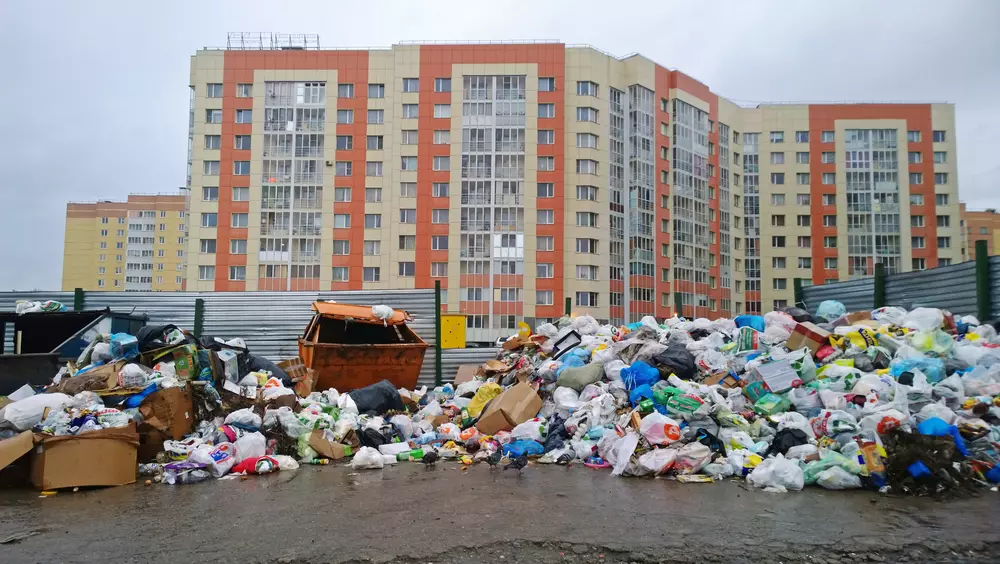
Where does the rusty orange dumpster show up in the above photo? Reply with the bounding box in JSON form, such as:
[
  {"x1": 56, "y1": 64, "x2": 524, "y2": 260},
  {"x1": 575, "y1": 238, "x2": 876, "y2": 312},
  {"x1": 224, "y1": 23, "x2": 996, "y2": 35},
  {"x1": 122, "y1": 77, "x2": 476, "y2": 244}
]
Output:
[{"x1": 298, "y1": 302, "x2": 428, "y2": 392}]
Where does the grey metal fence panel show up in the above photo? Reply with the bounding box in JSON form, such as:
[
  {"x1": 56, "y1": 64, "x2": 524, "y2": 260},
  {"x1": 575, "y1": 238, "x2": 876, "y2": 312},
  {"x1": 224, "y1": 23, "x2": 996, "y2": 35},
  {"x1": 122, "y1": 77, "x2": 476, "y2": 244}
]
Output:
[
  {"x1": 84, "y1": 291, "x2": 199, "y2": 330},
  {"x1": 990, "y1": 257, "x2": 1000, "y2": 319},
  {"x1": 201, "y1": 292, "x2": 320, "y2": 360},
  {"x1": 423, "y1": 348, "x2": 500, "y2": 387},
  {"x1": 884, "y1": 261, "x2": 978, "y2": 316},
  {"x1": 0, "y1": 291, "x2": 75, "y2": 353},
  {"x1": 801, "y1": 278, "x2": 874, "y2": 315}
]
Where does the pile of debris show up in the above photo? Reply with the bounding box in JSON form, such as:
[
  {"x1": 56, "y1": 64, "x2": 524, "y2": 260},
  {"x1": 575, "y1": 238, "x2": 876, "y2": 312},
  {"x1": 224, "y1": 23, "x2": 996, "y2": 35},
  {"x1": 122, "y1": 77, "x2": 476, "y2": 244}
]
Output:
[{"x1": 2, "y1": 299, "x2": 999, "y2": 495}]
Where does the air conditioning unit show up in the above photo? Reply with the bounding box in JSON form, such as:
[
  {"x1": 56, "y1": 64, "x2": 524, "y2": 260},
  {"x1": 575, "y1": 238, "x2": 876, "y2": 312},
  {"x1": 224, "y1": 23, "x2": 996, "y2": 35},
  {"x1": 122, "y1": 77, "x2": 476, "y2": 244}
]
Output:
[{"x1": 325, "y1": 160, "x2": 333, "y2": 167}]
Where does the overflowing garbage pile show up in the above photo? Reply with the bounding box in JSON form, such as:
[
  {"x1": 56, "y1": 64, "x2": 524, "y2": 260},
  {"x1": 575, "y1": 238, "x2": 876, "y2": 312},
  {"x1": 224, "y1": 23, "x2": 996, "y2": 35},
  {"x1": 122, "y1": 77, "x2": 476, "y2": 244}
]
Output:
[{"x1": 2, "y1": 301, "x2": 999, "y2": 495}]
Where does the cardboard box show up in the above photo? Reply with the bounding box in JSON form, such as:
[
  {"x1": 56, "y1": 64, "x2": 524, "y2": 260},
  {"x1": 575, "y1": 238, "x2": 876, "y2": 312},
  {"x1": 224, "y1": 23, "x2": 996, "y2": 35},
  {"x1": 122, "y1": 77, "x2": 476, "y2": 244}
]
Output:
[
  {"x1": 453, "y1": 365, "x2": 479, "y2": 387},
  {"x1": 703, "y1": 371, "x2": 740, "y2": 389},
  {"x1": 342, "y1": 429, "x2": 361, "y2": 449},
  {"x1": 30, "y1": 423, "x2": 139, "y2": 490},
  {"x1": 141, "y1": 344, "x2": 199, "y2": 380},
  {"x1": 293, "y1": 369, "x2": 316, "y2": 398},
  {"x1": 743, "y1": 359, "x2": 800, "y2": 395},
  {"x1": 786, "y1": 322, "x2": 833, "y2": 355},
  {"x1": 308, "y1": 430, "x2": 352, "y2": 460},
  {"x1": 832, "y1": 310, "x2": 873, "y2": 328},
  {"x1": 0, "y1": 431, "x2": 34, "y2": 471},
  {"x1": 428, "y1": 414, "x2": 451, "y2": 428},
  {"x1": 137, "y1": 387, "x2": 194, "y2": 462},
  {"x1": 475, "y1": 382, "x2": 543, "y2": 435}
]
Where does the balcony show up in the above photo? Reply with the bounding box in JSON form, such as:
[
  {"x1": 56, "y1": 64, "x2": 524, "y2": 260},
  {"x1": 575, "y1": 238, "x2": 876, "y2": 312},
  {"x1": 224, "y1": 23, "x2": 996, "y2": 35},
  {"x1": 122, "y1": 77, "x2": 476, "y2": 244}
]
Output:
[
  {"x1": 264, "y1": 120, "x2": 293, "y2": 132},
  {"x1": 295, "y1": 121, "x2": 324, "y2": 133},
  {"x1": 460, "y1": 220, "x2": 491, "y2": 232},
  {"x1": 263, "y1": 148, "x2": 293, "y2": 158},
  {"x1": 294, "y1": 172, "x2": 323, "y2": 184},
  {"x1": 293, "y1": 225, "x2": 321, "y2": 236},
  {"x1": 460, "y1": 247, "x2": 490, "y2": 259},
  {"x1": 461, "y1": 194, "x2": 491, "y2": 205},
  {"x1": 293, "y1": 197, "x2": 321, "y2": 210},
  {"x1": 262, "y1": 198, "x2": 291, "y2": 210},
  {"x1": 292, "y1": 252, "x2": 320, "y2": 263},
  {"x1": 262, "y1": 173, "x2": 292, "y2": 185},
  {"x1": 295, "y1": 147, "x2": 323, "y2": 157},
  {"x1": 260, "y1": 224, "x2": 290, "y2": 237}
]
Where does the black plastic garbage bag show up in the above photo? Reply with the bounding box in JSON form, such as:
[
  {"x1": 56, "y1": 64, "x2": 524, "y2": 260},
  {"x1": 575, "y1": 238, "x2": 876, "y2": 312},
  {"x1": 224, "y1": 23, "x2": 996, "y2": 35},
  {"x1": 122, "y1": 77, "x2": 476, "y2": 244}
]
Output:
[
  {"x1": 136, "y1": 324, "x2": 192, "y2": 352},
  {"x1": 850, "y1": 353, "x2": 875, "y2": 373},
  {"x1": 247, "y1": 354, "x2": 292, "y2": 387},
  {"x1": 543, "y1": 415, "x2": 568, "y2": 453},
  {"x1": 943, "y1": 358, "x2": 970, "y2": 376},
  {"x1": 652, "y1": 343, "x2": 696, "y2": 380},
  {"x1": 695, "y1": 428, "x2": 727, "y2": 458},
  {"x1": 689, "y1": 329, "x2": 712, "y2": 341},
  {"x1": 357, "y1": 427, "x2": 392, "y2": 448},
  {"x1": 780, "y1": 307, "x2": 814, "y2": 323},
  {"x1": 765, "y1": 428, "x2": 809, "y2": 457},
  {"x1": 348, "y1": 379, "x2": 405, "y2": 415}
]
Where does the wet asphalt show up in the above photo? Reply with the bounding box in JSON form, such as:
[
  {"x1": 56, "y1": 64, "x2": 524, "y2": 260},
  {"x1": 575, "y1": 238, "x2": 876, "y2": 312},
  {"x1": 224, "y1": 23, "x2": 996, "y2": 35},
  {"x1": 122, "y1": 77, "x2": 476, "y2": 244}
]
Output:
[{"x1": 0, "y1": 463, "x2": 998, "y2": 563}]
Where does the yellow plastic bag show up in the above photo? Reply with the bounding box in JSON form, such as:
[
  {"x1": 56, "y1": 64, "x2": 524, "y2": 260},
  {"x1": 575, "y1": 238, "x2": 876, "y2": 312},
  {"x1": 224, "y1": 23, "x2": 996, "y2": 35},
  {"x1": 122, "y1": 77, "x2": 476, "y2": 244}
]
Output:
[
  {"x1": 517, "y1": 321, "x2": 531, "y2": 339},
  {"x1": 591, "y1": 343, "x2": 608, "y2": 360},
  {"x1": 467, "y1": 383, "x2": 503, "y2": 418},
  {"x1": 846, "y1": 328, "x2": 877, "y2": 350}
]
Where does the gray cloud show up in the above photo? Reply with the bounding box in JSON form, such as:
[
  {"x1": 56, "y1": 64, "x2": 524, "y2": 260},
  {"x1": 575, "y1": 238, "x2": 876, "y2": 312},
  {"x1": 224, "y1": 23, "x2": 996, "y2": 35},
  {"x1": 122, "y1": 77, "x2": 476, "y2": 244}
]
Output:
[{"x1": 0, "y1": 0, "x2": 996, "y2": 289}]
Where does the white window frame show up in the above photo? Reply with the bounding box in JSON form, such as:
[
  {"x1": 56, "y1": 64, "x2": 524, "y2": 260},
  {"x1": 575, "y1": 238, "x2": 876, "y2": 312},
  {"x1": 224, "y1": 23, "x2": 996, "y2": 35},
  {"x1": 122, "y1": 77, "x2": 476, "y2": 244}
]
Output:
[
  {"x1": 433, "y1": 104, "x2": 451, "y2": 118},
  {"x1": 402, "y1": 104, "x2": 419, "y2": 119}
]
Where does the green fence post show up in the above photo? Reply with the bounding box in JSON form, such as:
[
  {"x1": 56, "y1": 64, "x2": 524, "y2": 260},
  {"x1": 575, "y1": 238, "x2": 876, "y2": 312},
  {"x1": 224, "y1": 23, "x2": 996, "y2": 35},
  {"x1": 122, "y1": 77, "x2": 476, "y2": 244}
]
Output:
[
  {"x1": 564, "y1": 297, "x2": 572, "y2": 316},
  {"x1": 975, "y1": 239, "x2": 991, "y2": 321},
  {"x1": 674, "y1": 292, "x2": 683, "y2": 319},
  {"x1": 873, "y1": 262, "x2": 886, "y2": 309},
  {"x1": 793, "y1": 278, "x2": 804, "y2": 308},
  {"x1": 434, "y1": 280, "x2": 443, "y2": 387},
  {"x1": 193, "y1": 298, "x2": 205, "y2": 338},
  {"x1": 73, "y1": 288, "x2": 84, "y2": 312}
]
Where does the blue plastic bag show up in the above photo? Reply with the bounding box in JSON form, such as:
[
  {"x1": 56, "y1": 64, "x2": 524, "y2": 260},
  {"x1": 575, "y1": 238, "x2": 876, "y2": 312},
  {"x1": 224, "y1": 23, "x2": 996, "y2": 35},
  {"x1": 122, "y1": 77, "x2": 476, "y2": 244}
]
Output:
[
  {"x1": 122, "y1": 382, "x2": 158, "y2": 409},
  {"x1": 734, "y1": 315, "x2": 765, "y2": 332},
  {"x1": 502, "y1": 440, "x2": 544, "y2": 458},
  {"x1": 629, "y1": 384, "x2": 654, "y2": 406},
  {"x1": 816, "y1": 300, "x2": 847, "y2": 321},
  {"x1": 889, "y1": 357, "x2": 945, "y2": 384},
  {"x1": 110, "y1": 333, "x2": 139, "y2": 359},
  {"x1": 554, "y1": 355, "x2": 585, "y2": 378},
  {"x1": 917, "y1": 417, "x2": 968, "y2": 456},
  {"x1": 620, "y1": 360, "x2": 660, "y2": 391}
]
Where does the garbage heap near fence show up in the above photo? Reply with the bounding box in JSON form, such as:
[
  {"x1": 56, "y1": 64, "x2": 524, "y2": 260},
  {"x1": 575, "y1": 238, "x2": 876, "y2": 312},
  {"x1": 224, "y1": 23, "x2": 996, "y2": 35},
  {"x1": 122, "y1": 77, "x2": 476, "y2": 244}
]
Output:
[{"x1": 1, "y1": 298, "x2": 999, "y2": 494}]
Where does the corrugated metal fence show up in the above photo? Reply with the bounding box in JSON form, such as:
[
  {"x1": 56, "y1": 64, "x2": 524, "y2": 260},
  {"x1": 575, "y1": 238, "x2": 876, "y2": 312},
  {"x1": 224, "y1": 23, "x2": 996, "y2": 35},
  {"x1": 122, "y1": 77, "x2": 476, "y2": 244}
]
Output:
[
  {"x1": 802, "y1": 258, "x2": 998, "y2": 319},
  {"x1": 1, "y1": 289, "x2": 497, "y2": 387}
]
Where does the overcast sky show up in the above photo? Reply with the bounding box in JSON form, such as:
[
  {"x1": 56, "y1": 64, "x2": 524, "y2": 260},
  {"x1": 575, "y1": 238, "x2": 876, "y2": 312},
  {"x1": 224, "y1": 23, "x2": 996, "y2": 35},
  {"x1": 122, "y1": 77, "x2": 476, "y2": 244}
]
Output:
[{"x1": 0, "y1": 0, "x2": 997, "y2": 290}]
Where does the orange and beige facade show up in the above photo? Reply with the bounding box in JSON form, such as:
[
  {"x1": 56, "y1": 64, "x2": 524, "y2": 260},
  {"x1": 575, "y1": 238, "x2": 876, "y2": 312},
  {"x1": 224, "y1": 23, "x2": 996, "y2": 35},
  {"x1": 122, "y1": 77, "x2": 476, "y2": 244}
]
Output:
[
  {"x1": 63, "y1": 194, "x2": 188, "y2": 291},
  {"x1": 962, "y1": 204, "x2": 1000, "y2": 260},
  {"x1": 185, "y1": 39, "x2": 961, "y2": 341}
]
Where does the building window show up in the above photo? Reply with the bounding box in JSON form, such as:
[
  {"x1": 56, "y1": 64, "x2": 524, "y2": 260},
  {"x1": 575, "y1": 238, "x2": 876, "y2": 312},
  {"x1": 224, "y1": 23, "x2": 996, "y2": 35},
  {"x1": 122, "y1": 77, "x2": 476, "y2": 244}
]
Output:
[
  {"x1": 228, "y1": 266, "x2": 246, "y2": 281},
  {"x1": 537, "y1": 263, "x2": 554, "y2": 278},
  {"x1": 233, "y1": 161, "x2": 250, "y2": 175},
  {"x1": 798, "y1": 257, "x2": 812, "y2": 269},
  {"x1": 538, "y1": 130, "x2": 555, "y2": 144},
  {"x1": 576, "y1": 238, "x2": 598, "y2": 253},
  {"x1": 934, "y1": 172, "x2": 948, "y2": 185},
  {"x1": 402, "y1": 104, "x2": 419, "y2": 119},
  {"x1": 536, "y1": 290, "x2": 554, "y2": 306},
  {"x1": 824, "y1": 257, "x2": 838, "y2": 270},
  {"x1": 432, "y1": 183, "x2": 449, "y2": 198},
  {"x1": 198, "y1": 265, "x2": 215, "y2": 281},
  {"x1": 936, "y1": 215, "x2": 950, "y2": 227},
  {"x1": 824, "y1": 236, "x2": 837, "y2": 248},
  {"x1": 232, "y1": 187, "x2": 249, "y2": 201},
  {"x1": 206, "y1": 83, "x2": 225, "y2": 98},
  {"x1": 822, "y1": 172, "x2": 835, "y2": 185},
  {"x1": 431, "y1": 262, "x2": 448, "y2": 277},
  {"x1": 909, "y1": 236, "x2": 925, "y2": 249},
  {"x1": 235, "y1": 109, "x2": 252, "y2": 124},
  {"x1": 795, "y1": 173, "x2": 810, "y2": 186},
  {"x1": 365, "y1": 135, "x2": 384, "y2": 151},
  {"x1": 363, "y1": 240, "x2": 381, "y2": 256},
  {"x1": 363, "y1": 187, "x2": 382, "y2": 203},
  {"x1": 770, "y1": 131, "x2": 784, "y2": 143},
  {"x1": 537, "y1": 209, "x2": 554, "y2": 224},
  {"x1": 230, "y1": 239, "x2": 247, "y2": 254},
  {"x1": 796, "y1": 193, "x2": 811, "y2": 206},
  {"x1": 333, "y1": 187, "x2": 351, "y2": 202},
  {"x1": 401, "y1": 130, "x2": 418, "y2": 144},
  {"x1": 433, "y1": 130, "x2": 450, "y2": 145},
  {"x1": 365, "y1": 161, "x2": 384, "y2": 176},
  {"x1": 935, "y1": 194, "x2": 949, "y2": 206},
  {"x1": 204, "y1": 135, "x2": 221, "y2": 150},
  {"x1": 940, "y1": 258, "x2": 952, "y2": 266},
  {"x1": 823, "y1": 215, "x2": 836, "y2": 227},
  {"x1": 333, "y1": 214, "x2": 351, "y2": 229},
  {"x1": 368, "y1": 83, "x2": 385, "y2": 98},
  {"x1": 932, "y1": 130, "x2": 946, "y2": 143},
  {"x1": 773, "y1": 278, "x2": 787, "y2": 290},
  {"x1": 576, "y1": 81, "x2": 598, "y2": 97},
  {"x1": 771, "y1": 152, "x2": 785, "y2": 165},
  {"x1": 912, "y1": 258, "x2": 926, "y2": 270},
  {"x1": 576, "y1": 107, "x2": 598, "y2": 122},
  {"x1": 576, "y1": 265, "x2": 598, "y2": 280},
  {"x1": 576, "y1": 212, "x2": 598, "y2": 227},
  {"x1": 907, "y1": 130, "x2": 921, "y2": 143},
  {"x1": 909, "y1": 172, "x2": 923, "y2": 185},
  {"x1": 333, "y1": 135, "x2": 353, "y2": 151},
  {"x1": 433, "y1": 156, "x2": 450, "y2": 171},
  {"x1": 402, "y1": 78, "x2": 419, "y2": 92},
  {"x1": 771, "y1": 215, "x2": 785, "y2": 227},
  {"x1": 795, "y1": 131, "x2": 809, "y2": 143},
  {"x1": 336, "y1": 109, "x2": 354, "y2": 124},
  {"x1": 576, "y1": 159, "x2": 598, "y2": 175},
  {"x1": 363, "y1": 267, "x2": 380, "y2": 282},
  {"x1": 538, "y1": 103, "x2": 555, "y2": 118},
  {"x1": 795, "y1": 151, "x2": 810, "y2": 164},
  {"x1": 539, "y1": 77, "x2": 556, "y2": 92},
  {"x1": 821, "y1": 151, "x2": 835, "y2": 164},
  {"x1": 367, "y1": 109, "x2": 385, "y2": 124},
  {"x1": 576, "y1": 292, "x2": 598, "y2": 307},
  {"x1": 538, "y1": 156, "x2": 555, "y2": 171},
  {"x1": 771, "y1": 173, "x2": 785, "y2": 185},
  {"x1": 231, "y1": 213, "x2": 248, "y2": 228},
  {"x1": 797, "y1": 215, "x2": 811, "y2": 227},
  {"x1": 912, "y1": 215, "x2": 925, "y2": 227},
  {"x1": 205, "y1": 109, "x2": 222, "y2": 124},
  {"x1": 400, "y1": 209, "x2": 416, "y2": 224},
  {"x1": 398, "y1": 235, "x2": 415, "y2": 250},
  {"x1": 331, "y1": 267, "x2": 349, "y2": 282},
  {"x1": 821, "y1": 131, "x2": 834, "y2": 143},
  {"x1": 236, "y1": 83, "x2": 252, "y2": 98},
  {"x1": 434, "y1": 104, "x2": 451, "y2": 118},
  {"x1": 772, "y1": 236, "x2": 786, "y2": 248},
  {"x1": 432, "y1": 78, "x2": 452, "y2": 93},
  {"x1": 337, "y1": 83, "x2": 354, "y2": 98},
  {"x1": 201, "y1": 213, "x2": 217, "y2": 227},
  {"x1": 431, "y1": 235, "x2": 448, "y2": 250},
  {"x1": 537, "y1": 236, "x2": 554, "y2": 251},
  {"x1": 203, "y1": 161, "x2": 220, "y2": 175},
  {"x1": 400, "y1": 182, "x2": 417, "y2": 197},
  {"x1": 773, "y1": 257, "x2": 786, "y2": 269},
  {"x1": 908, "y1": 151, "x2": 922, "y2": 164},
  {"x1": 577, "y1": 133, "x2": 598, "y2": 148},
  {"x1": 934, "y1": 151, "x2": 947, "y2": 164},
  {"x1": 234, "y1": 135, "x2": 251, "y2": 150},
  {"x1": 576, "y1": 185, "x2": 598, "y2": 201},
  {"x1": 335, "y1": 161, "x2": 352, "y2": 176},
  {"x1": 910, "y1": 194, "x2": 924, "y2": 205},
  {"x1": 771, "y1": 193, "x2": 785, "y2": 206},
  {"x1": 432, "y1": 209, "x2": 449, "y2": 224},
  {"x1": 398, "y1": 262, "x2": 415, "y2": 277}
]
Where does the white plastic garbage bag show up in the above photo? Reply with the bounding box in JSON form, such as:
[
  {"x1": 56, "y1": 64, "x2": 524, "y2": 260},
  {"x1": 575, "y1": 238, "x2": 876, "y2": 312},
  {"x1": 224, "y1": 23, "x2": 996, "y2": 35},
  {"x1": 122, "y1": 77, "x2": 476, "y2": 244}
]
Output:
[
  {"x1": 636, "y1": 448, "x2": 678, "y2": 476},
  {"x1": 611, "y1": 432, "x2": 639, "y2": 476},
  {"x1": 816, "y1": 466, "x2": 862, "y2": 490},
  {"x1": 748, "y1": 454, "x2": 804, "y2": 492},
  {"x1": 571, "y1": 315, "x2": 600, "y2": 336},
  {"x1": 0, "y1": 393, "x2": 73, "y2": 431},
  {"x1": 351, "y1": 446, "x2": 385, "y2": 469},
  {"x1": 234, "y1": 432, "x2": 266, "y2": 463},
  {"x1": 536, "y1": 323, "x2": 559, "y2": 338},
  {"x1": 816, "y1": 300, "x2": 846, "y2": 320},
  {"x1": 673, "y1": 442, "x2": 713, "y2": 474},
  {"x1": 225, "y1": 408, "x2": 262, "y2": 429},
  {"x1": 188, "y1": 443, "x2": 236, "y2": 477},
  {"x1": 872, "y1": 306, "x2": 908, "y2": 325},
  {"x1": 902, "y1": 307, "x2": 944, "y2": 332},
  {"x1": 639, "y1": 412, "x2": 682, "y2": 445}
]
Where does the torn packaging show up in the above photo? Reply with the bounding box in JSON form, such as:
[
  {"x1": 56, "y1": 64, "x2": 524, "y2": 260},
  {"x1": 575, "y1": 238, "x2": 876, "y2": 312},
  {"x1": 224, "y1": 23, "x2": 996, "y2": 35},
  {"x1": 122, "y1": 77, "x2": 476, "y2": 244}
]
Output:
[
  {"x1": 786, "y1": 322, "x2": 832, "y2": 355},
  {"x1": 137, "y1": 387, "x2": 194, "y2": 462},
  {"x1": 475, "y1": 382, "x2": 543, "y2": 435},
  {"x1": 308, "y1": 430, "x2": 352, "y2": 460},
  {"x1": 0, "y1": 424, "x2": 139, "y2": 490}
]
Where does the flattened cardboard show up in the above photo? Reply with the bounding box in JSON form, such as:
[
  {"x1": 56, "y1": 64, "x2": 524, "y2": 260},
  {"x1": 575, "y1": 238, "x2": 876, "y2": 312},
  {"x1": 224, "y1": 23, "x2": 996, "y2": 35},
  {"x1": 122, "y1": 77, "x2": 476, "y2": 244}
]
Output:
[
  {"x1": 293, "y1": 368, "x2": 316, "y2": 398},
  {"x1": 0, "y1": 431, "x2": 33, "y2": 470},
  {"x1": 786, "y1": 322, "x2": 833, "y2": 355},
  {"x1": 475, "y1": 382, "x2": 542, "y2": 435},
  {"x1": 308, "y1": 430, "x2": 352, "y2": 460},
  {"x1": 137, "y1": 387, "x2": 194, "y2": 462},
  {"x1": 31, "y1": 423, "x2": 138, "y2": 490},
  {"x1": 453, "y1": 365, "x2": 479, "y2": 387},
  {"x1": 703, "y1": 371, "x2": 740, "y2": 389}
]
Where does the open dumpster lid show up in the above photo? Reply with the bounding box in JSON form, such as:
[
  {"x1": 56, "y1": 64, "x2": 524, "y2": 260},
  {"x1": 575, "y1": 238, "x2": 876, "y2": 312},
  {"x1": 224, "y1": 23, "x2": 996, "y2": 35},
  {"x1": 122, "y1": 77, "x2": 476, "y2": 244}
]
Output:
[{"x1": 310, "y1": 302, "x2": 411, "y2": 325}]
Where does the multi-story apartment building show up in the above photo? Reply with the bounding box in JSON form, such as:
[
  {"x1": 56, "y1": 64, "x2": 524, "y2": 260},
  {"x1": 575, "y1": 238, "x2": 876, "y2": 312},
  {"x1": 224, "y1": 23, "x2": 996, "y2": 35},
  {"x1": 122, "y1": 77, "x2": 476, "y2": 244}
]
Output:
[
  {"x1": 961, "y1": 204, "x2": 1000, "y2": 260},
  {"x1": 62, "y1": 194, "x2": 187, "y2": 291},
  {"x1": 185, "y1": 36, "x2": 961, "y2": 341}
]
